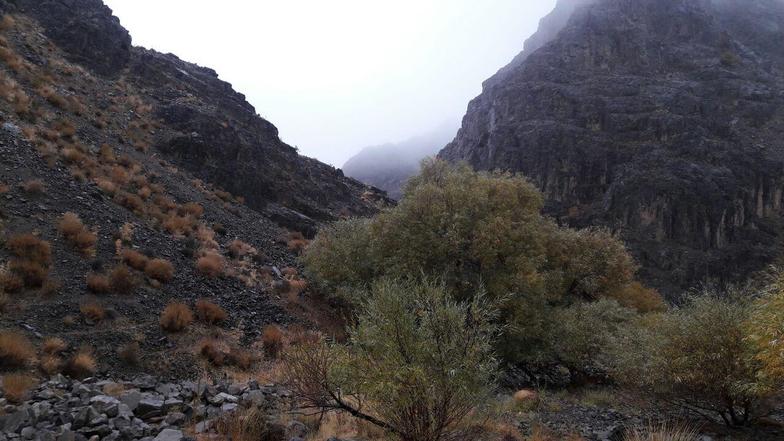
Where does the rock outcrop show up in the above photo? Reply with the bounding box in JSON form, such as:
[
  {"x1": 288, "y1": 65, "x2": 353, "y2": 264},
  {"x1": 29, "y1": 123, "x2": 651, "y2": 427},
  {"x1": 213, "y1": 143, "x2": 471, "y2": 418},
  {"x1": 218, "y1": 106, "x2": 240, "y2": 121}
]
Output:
[{"x1": 440, "y1": 0, "x2": 784, "y2": 294}]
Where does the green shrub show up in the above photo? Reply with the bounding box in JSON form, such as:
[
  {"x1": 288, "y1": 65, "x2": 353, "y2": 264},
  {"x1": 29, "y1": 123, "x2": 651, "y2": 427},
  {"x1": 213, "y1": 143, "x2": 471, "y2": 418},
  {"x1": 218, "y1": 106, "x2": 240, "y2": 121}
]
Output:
[
  {"x1": 610, "y1": 293, "x2": 772, "y2": 426},
  {"x1": 304, "y1": 159, "x2": 654, "y2": 365},
  {"x1": 284, "y1": 278, "x2": 497, "y2": 441}
]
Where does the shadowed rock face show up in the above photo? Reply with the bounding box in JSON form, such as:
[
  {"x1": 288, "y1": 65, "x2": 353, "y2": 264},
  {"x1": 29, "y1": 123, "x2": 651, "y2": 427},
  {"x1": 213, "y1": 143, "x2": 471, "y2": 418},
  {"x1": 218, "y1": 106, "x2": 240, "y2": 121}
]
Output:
[
  {"x1": 0, "y1": 0, "x2": 389, "y2": 236},
  {"x1": 440, "y1": 0, "x2": 784, "y2": 294}
]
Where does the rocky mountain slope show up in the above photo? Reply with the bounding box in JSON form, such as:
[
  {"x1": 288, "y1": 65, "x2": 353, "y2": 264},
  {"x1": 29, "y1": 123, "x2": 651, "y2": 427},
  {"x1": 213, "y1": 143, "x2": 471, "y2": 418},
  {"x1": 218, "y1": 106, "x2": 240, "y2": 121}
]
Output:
[
  {"x1": 0, "y1": 0, "x2": 385, "y2": 383},
  {"x1": 342, "y1": 122, "x2": 458, "y2": 199},
  {"x1": 440, "y1": 0, "x2": 784, "y2": 294}
]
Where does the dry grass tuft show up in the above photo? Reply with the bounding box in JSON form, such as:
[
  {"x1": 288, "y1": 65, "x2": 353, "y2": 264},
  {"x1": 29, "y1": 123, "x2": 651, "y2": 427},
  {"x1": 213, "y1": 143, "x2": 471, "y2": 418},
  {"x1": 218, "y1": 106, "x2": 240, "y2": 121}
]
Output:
[
  {"x1": 144, "y1": 258, "x2": 174, "y2": 283},
  {"x1": 228, "y1": 240, "x2": 257, "y2": 259},
  {"x1": 7, "y1": 234, "x2": 51, "y2": 264},
  {"x1": 41, "y1": 337, "x2": 67, "y2": 355},
  {"x1": 109, "y1": 265, "x2": 136, "y2": 294},
  {"x1": 195, "y1": 299, "x2": 227, "y2": 325},
  {"x1": 160, "y1": 302, "x2": 193, "y2": 332},
  {"x1": 163, "y1": 214, "x2": 195, "y2": 236},
  {"x1": 121, "y1": 249, "x2": 148, "y2": 271},
  {"x1": 623, "y1": 424, "x2": 699, "y2": 441},
  {"x1": 118, "y1": 342, "x2": 140, "y2": 366},
  {"x1": 86, "y1": 273, "x2": 110, "y2": 294},
  {"x1": 261, "y1": 325, "x2": 284, "y2": 359},
  {"x1": 196, "y1": 252, "x2": 225, "y2": 278},
  {"x1": 286, "y1": 231, "x2": 310, "y2": 254},
  {"x1": 181, "y1": 202, "x2": 204, "y2": 218},
  {"x1": 198, "y1": 339, "x2": 225, "y2": 367},
  {"x1": 8, "y1": 260, "x2": 47, "y2": 288},
  {"x1": 40, "y1": 355, "x2": 62, "y2": 376},
  {"x1": 80, "y1": 301, "x2": 106, "y2": 323},
  {"x1": 63, "y1": 349, "x2": 96, "y2": 379},
  {"x1": 20, "y1": 179, "x2": 44, "y2": 194},
  {"x1": 0, "y1": 331, "x2": 35, "y2": 369},
  {"x1": 214, "y1": 402, "x2": 284, "y2": 441},
  {"x1": 58, "y1": 212, "x2": 96, "y2": 255},
  {"x1": 1, "y1": 373, "x2": 36, "y2": 404}
]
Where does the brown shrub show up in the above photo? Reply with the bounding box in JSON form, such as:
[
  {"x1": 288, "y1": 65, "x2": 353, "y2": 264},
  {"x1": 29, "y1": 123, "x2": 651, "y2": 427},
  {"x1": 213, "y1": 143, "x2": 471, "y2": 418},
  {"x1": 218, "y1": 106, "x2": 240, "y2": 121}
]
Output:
[
  {"x1": 20, "y1": 179, "x2": 44, "y2": 194},
  {"x1": 198, "y1": 339, "x2": 225, "y2": 366},
  {"x1": 0, "y1": 331, "x2": 35, "y2": 369},
  {"x1": 41, "y1": 337, "x2": 67, "y2": 355},
  {"x1": 109, "y1": 166, "x2": 129, "y2": 186},
  {"x1": 40, "y1": 279, "x2": 61, "y2": 297},
  {"x1": 58, "y1": 212, "x2": 96, "y2": 255},
  {"x1": 226, "y1": 348, "x2": 254, "y2": 371},
  {"x1": 181, "y1": 202, "x2": 204, "y2": 218},
  {"x1": 114, "y1": 192, "x2": 145, "y2": 213},
  {"x1": 117, "y1": 342, "x2": 140, "y2": 366},
  {"x1": 95, "y1": 178, "x2": 116, "y2": 195},
  {"x1": 86, "y1": 273, "x2": 110, "y2": 294},
  {"x1": 281, "y1": 267, "x2": 298, "y2": 279},
  {"x1": 228, "y1": 240, "x2": 257, "y2": 259},
  {"x1": 160, "y1": 302, "x2": 193, "y2": 332},
  {"x1": 109, "y1": 265, "x2": 136, "y2": 295},
  {"x1": 144, "y1": 258, "x2": 174, "y2": 283},
  {"x1": 0, "y1": 15, "x2": 16, "y2": 32},
  {"x1": 1, "y1": 272, "x2": 23, "y2": 293},
  {"x1": 63, "y1": 350, "x2": 96, "y2": 379},
  {"x1": 38, "y1": 86, "x2": 68, "y2": 109},
  {"x1": 214, "y1": 406, "x2": 284, "y2": 441},
  {"x1": 195, "y1": 299, "x2": 227, "y2": 325},
  {"x1": 9, "y1": 260, "x2": 47, "y2": 288},
  {"x1": 7, "y1": 234, "x2": 51, "y2": 265},
  {"x1": 0, "y1": 182, "x2": 8, "y2": 193},
  {"x1": 1, "y1": 373, "x2": 36, "y2": 404},
  {"x1": 80, "y1": 301, "x2": 105, "y2": 322},
  {"x1": 261, "y1": 325, "x2": 284, "y2": 359},
  {"x1": 196, "y1": 252, "x2": 225, "y2": 278},
  {"x1": 40, "y1": 355, "x2": 61, "y2": 376},
  {"x1": 163, "y1": 214, "x2": 195, "y2": 236},
  {"x1": 121, "y1": 249, "x2": 148, "y2": 271}
]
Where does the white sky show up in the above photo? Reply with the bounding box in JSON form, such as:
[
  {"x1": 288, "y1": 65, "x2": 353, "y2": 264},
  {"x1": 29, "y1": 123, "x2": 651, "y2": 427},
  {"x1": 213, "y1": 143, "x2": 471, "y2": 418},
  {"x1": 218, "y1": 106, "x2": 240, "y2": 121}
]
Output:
[{"x1": 103, "y1": 0, "x2": 556, "y2": 166}]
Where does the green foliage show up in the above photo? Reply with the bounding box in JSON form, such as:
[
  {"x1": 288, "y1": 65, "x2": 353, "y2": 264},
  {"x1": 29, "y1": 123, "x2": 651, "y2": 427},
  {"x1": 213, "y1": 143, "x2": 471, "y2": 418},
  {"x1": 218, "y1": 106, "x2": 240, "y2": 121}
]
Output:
[
  {"x1": 284, "y1": 278, "x2": 498, "y2": 441},
  {"x1": 747, "y1": 271, "x2": 784, "y2": 388},
  {"x1": 304, "y1": 159, "x2": 654, "y2": 366},
  {"x1": 609, "y1": 292, "x2": 773, "y2": 426}
]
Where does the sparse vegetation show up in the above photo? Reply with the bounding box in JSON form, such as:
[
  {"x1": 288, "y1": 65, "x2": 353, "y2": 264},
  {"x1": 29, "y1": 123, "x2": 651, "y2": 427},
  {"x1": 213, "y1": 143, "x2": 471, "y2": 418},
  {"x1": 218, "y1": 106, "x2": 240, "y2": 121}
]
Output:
[
  {"x1": 0, "y1": 331, "x2": 35, "y2": 369},
  {"x1": 623, "y1": 424, "x2": 698, "y2": 441},
  {"x1": 160, "y1": 302, "x2": 193, "y2": 332},
  {"x1": 196, "y1": 252, "x2": 225, "y2": 277},
  {"x1": 80, "y1": 301, "x2": 106, "y2": 323},
  {"x1": 121, "y1": 249, "x2": 148, "y2": 270},
  {"x1": 261, "y1": 325, "x2": 284, "y2": 359},
  {"x1": 144, "y1": 258, "x2": 174, "y2": 283},
  {"x1": 284, "y1": 278, "x2": 497, "y2": 441},
  {"x1": 41, "y1": 337, "x2": 67, "y2": 355},
  {"x1": 86, "y1": 273, "x2": 110, "y2": 294},
  {"x1": 118, "y1": 342, "x2": 140, "y2": 366},
  {"x1": 195, "y1": 299, "x2": 227, "y2": 325},
  {"x1": 6, "y1": 233, "x2": 51, "y2": 289},
  {"x1": 108, "y1": 265, "x2": 136, "y2": 294},
  {"x1": 64, "y1": 349, "x2": 96, "y2": 379},
  {"x1": 58, "y1": 212, "x2": 97, "y2": 255},
  {"x1": 1, "y1": 373, "x2": 36, "y2": 404}
]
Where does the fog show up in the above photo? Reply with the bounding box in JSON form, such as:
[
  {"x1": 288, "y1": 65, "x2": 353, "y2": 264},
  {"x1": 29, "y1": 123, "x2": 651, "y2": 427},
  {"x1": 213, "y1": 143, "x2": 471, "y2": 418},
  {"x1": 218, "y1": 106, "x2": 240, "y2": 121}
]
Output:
[{"x1": 103, "y1": 0, "x2": 556, "y2": 166}]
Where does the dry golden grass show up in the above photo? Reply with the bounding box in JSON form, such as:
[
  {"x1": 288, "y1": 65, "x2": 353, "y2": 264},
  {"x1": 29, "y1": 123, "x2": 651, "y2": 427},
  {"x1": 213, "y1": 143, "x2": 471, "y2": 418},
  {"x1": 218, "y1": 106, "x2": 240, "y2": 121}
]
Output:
[
  {"x1": 95, "y1": 178, "x2": 117, "y2": 195},
  {"x1": 144, "y1": 258, "x2": 174, "y2": 283},
  {"x1": 1, "y1": 270, "x2": 23, "y2": 293},
  {"x1": 226, "y1": 348, "x2": 255, "y2": 371},
  {"x1": 0, "y1": 331, "x2": 35, "y2": 369},
  {"x1": 2, "y1": 373, "x2": 36, "y2": 404},
  {"x1": 228, "y1": 240, "x2": 257, "y2": 259},
  {"x1": 20, "y1": 179, "x2": 44, "y2": 194},
  {"x1": 109, "y1": 265, "x2": 136, "y2": 294},
  {"x1": 41, "y1": 337, "x2": 67, "y2": 355},
  {"x1": 58, "y1": 212, "x2": 96, "y2": 255},
  {"x1": 623, "y1": 424, "x2": 699, "y2": 441},
  {"x1": 261, "y1": 325, "x2": 284, "y2": 359},
  {"x1": 181, "y1": 202, "x2": 204, "y2": 218},
  {"x1": 86, "y1": 273, "x2": 110, "y2": 294},
  {"x1": 117, "y1": 342, "x2": 140, "y2": 366},
  {"x1": 196, "y1": 252, "x2": 225, "y2": 278},
  {"x1": 163, "y1": 214, "x2": 195, "y2": 236},
  {"x1": 7, "y1": 234, "x2": 51, "y2": 264},
  {"x1": 114, "y1": 191, "x2": 145, "y2": 213},
  {"x1": 80, "y1": 301, "x2": 106, "y2": 323},
  {"x1": 121, "y1": 249, "x2": 149, "y2": 271},
  {"x1": 64, "y1": 350, "x2": 96, "y2": 379},
  {"x1": 214, "y1": 405, "x2": 284, "y2": 441},
  {"x1": 39, "y1": 279, "x2": 61, "y2": 297},
  {"x1": 40, "y1": 355, "x2": 62, "y2": 376},
  {"x1": 195, "y1": 299, "x2": 227, "y2": 325},
  {"x1": 8, "y1": 260, "x2": 47, "y2": 289},
  {"x1": 38, "y1": 85, "x2": 68, "y2": 109},
  {"x1": 0, "y1": 14, "x2": 17, "y2": 32},
  {"x1": 160, "y1": 302, "x2": 193, "y2": 332},
  {"x1": 198, "y1": 339, "x2": 226, "y2": 367}
]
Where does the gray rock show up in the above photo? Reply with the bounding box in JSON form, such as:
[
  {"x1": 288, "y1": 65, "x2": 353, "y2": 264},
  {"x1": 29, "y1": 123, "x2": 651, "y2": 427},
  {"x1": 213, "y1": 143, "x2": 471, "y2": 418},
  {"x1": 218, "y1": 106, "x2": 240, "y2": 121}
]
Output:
[
  {"x1": 164, "y1": 412, "x2": 186, "y2": 426},
  {"x1": 19, "y1": 427, "x2": 35, "y2": 440},
  {"x1": 220, "y1": 403, "x2": 237, "y2": 413},
  {"x1": 242, "y1": 390, "x2": 266, "y2": 407},
  {"x1": 208, "y1": 393, "x2": 237, "y2": 405},
  {"x1": 153, "y1": 429, "x2": 184, "y2": 441},
  {"x1": 135, "y1": 397, "x2": 164, "y2": 419},
  {"x1": 287, "y1": 420, "x2": 308, "y2": 438},
  {"x1": 119, "y1": 390, "x2": 141, "y2": 411},
  {"x1": 88, "y1": 396, "x2": 119, "y2": 416}
]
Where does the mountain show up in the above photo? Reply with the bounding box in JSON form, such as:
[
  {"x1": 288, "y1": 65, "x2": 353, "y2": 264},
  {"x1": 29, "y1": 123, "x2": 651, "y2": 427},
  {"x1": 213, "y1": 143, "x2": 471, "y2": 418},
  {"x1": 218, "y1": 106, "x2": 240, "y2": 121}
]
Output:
[
  {"x1": 440, "y1": 0, "x2": 784, "y2": 294},
  {"x1": 342, "y1": 121, "x2": 459, "y2": 199},
  {"x1": 0, "y1": 0, "x2": 387, "y2": 380}
]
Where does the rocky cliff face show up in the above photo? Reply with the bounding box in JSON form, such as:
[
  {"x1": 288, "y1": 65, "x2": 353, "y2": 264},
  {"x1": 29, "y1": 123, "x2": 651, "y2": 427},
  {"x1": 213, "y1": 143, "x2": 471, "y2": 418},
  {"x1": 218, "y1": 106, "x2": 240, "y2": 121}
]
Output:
[
  {"x1": 5, "y1": 0, "x2": 388, "y2": 236},
  {"x1": 440, "y1": 0, "x2": 784, "y2": 294}
]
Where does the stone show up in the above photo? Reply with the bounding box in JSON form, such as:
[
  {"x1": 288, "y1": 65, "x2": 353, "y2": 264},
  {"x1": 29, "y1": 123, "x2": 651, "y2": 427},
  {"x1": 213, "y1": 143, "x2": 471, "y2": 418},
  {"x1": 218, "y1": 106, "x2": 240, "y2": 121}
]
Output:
[
  {"x1": 19, "y1": 427, "x2": 35, "y2": 440},
  {"x1": 164, "y1": 412, "x2": 186, "y2": 426},
  {"x1": 119, "y1": 390, "x2": 142, "y2": 411},
  {"x1": 286, "y1": 420, "x2": 308, "y2": 438},
  {"x1": 220, "y1": 403, "x2": 237, "y2": 413},
  {"x1": 135, "y1": 397, "x2": 164, "y2": 419},
  {"x1": 88, "y1": 396, "x2": 119, "y2": 416},
  {"x1": 242, "y1": 390, "x2": 266, "y2": 407},
  {"x1": 208, "y1": 393, "x2": 237, "y2": 405},
  {"x1": 153, "y1": 429, "x2": 184, "y2": 441}
]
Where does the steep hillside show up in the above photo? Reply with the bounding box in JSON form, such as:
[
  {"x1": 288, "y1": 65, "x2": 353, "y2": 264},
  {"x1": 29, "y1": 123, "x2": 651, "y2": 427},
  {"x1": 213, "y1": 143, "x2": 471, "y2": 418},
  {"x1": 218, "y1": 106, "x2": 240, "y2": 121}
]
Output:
[
  {"x1": 342, "y1": 122, "x2": 458, "y2": 199},
  {"x1": 0, "y1": 0, "x2": 383, "y2": 380},
  {"x1": 440, "y1": 0, "x2": 784, "y2": 294}
]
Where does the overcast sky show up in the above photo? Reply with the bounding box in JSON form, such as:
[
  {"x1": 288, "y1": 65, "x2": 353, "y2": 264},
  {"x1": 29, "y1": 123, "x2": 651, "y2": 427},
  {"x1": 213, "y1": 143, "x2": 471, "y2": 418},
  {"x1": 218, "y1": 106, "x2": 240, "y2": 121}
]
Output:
[{"x1": 103, "y1": 0, "x2": 556, "y2": 166}]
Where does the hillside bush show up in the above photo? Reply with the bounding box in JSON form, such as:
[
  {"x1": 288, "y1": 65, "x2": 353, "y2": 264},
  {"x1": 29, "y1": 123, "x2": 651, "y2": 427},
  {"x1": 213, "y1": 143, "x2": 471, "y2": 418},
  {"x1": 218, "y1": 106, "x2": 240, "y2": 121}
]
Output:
[
  {"x1": 609, "y1": 292, "x2": 778, "y2": 426},
  {"x1": 303, "y1": 159, "x2": 654, "y2": 365},
  {"x1": 284, "y1": 278, "x2": 497, "y2": 441}
]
